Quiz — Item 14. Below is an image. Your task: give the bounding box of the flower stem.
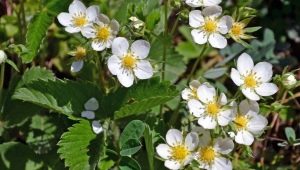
[161,0,169,82]
[187,44,207,83]
[0,63,5,107]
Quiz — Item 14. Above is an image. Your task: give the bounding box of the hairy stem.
[187,44,207,83]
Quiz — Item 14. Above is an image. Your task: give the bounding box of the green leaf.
[120,139,142,156]
[12,79,103,118]
[119,120,145,147]
[203,67,228,79]
[21,0,71,63]
[57,120,96,170]
[284,127,296,143]
[244,26,261,33]
[5,59,19,72]
[144,125,155,170]
[119,157,141,170]
[113,78,178,119]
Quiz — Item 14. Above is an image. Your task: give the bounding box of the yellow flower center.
[203,19,217,33]
[73,16,87,27]
[122,53,137,69]
[96,26,111,41]
[244,74,257,88]
[170,145,190,162]
[206,102,220,117]
[234,115,249,130]
[199,147,216,164]
[74,47,86,60]
[230,23,244,37]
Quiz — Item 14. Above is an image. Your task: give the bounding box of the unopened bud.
[0,50,7,64]
[282,73,297,88]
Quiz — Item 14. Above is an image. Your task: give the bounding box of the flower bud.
[129,16,145,30]
[171,0,181,9]
[282,73,297,89]
[0,50,7,64]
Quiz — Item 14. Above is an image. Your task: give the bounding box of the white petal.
[84,97,99,111]
[217,109,233,126]
[203,0,222,6]
[214,138,234,154]
[218,93,227,105]
[156,144,171,159]
[81,26,96,38]
[71,60,84,72]
[239,99,259,115]
[189,10,204,28]
[186,0,202,7]
[57,13,72,26]
[112,37,129,56]
[211,157,232,170]
[247,114,268,135]
[134,60,153,79]
[237,53,254,76]
[188,99,205,117]
[230,68,243,86]
[182,88,192,101]
[253,62,273,82]
[202,5,222,17]
[98,14,110,24]
[69,0,86,15]
[255,83,278,97]
[192,127,211,147]
[65,26,81,33]
[198,116,217,129]
[92,120,103,134]
[92,41,106,51]
[107,55,121,75]
[131,40,150,59]
[208,33,227,49]
[86,5,99,22]
[218,16,232,34]
[197,84,216,103]
[117,70,134,88]
[166,129,183,147]
[191,29,208,45]
[241,88,260,101]
[164,160,181,170]
[185,132,199,151]
[81,111,95,119]
[110,19,120,32]
[235,130,254,145]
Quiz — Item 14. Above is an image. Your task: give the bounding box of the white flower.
[282,73,297,87]
[189,6,232,49]
[230,53,279,101]
[81,97,99,120]
[57,0,99,33]
[185,0,221,7]
[107,37,154,87]
[196,136,234,170]
[156,129,199,170]
[82,14,119,51]
[92,120,103,134]
[188,83,234,129]
[70,46,87,73]
[232,99,268,145]
[181,80,201,101]
[0,50,7,64]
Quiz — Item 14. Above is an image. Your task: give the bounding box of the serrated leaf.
[21,0,71,63]
[119,157,141,170]
[113,78,178,119]
[120,139,142,156]
[119,120,145,147]
[57,120,96,170]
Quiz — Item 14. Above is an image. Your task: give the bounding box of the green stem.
[170,16,179,35]
[0,63,5,108]
[161,0,169,82]
[187,44,207,83]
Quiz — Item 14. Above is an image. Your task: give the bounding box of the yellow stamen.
[73,16,87,27]
[122,53,136,69]
[171,145,190,162]
[230,22,244,37]
[234,115,249,130]
[203,19,217,33]
[199,147,216,164]
[74,47,86,60]
[244,74,257,88]
[206,102,220,117]
[96,26,111,41]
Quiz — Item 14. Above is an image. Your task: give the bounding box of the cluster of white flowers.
[157,53,278,170]
[57,0,153,87]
